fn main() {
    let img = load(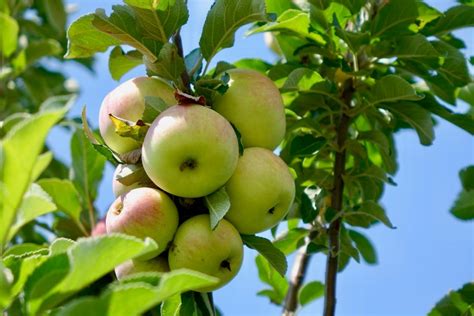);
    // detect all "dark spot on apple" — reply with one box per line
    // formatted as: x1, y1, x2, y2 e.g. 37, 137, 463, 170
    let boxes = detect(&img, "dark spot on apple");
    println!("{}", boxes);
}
268, 206, 275, 215
220, 259, 231, 271
180, 158, 197, 171
113, 201, 123, 215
